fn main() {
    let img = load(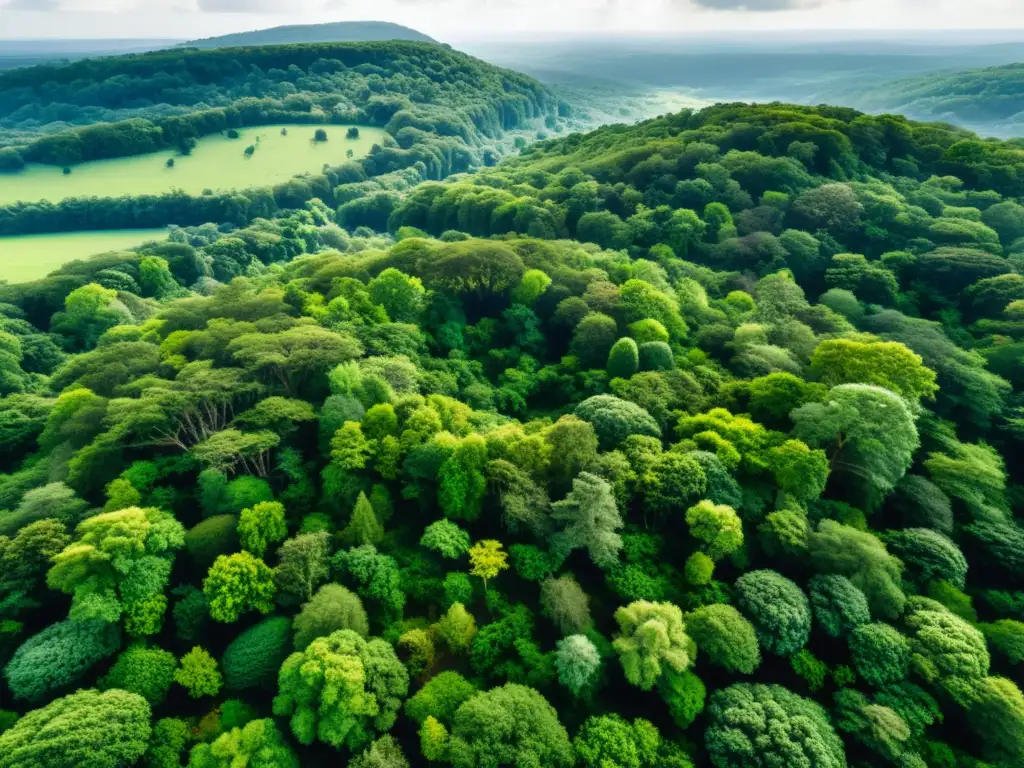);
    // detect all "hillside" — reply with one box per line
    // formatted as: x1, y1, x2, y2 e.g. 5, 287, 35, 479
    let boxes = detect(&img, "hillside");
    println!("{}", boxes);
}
2, 99, 1024, 766
852, 62, 1024, 136
0, 41, 558, 234
183, 21, 436, 49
